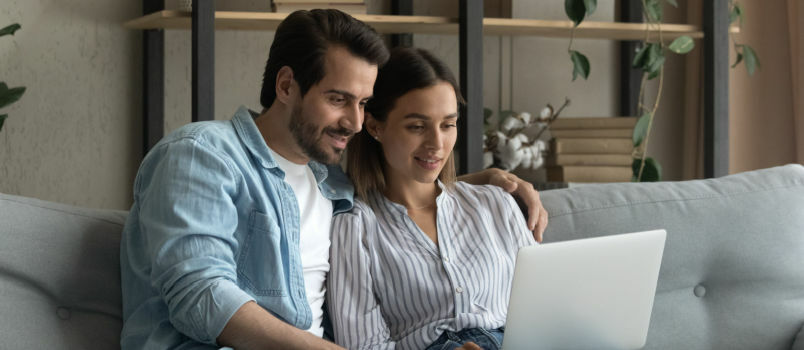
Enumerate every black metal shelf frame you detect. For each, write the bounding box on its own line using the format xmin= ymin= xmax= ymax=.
xmin=140 ymin=0 xmax=729 ymax=178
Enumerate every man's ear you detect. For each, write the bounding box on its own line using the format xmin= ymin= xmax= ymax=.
xmin=275 ymin=66 xmax=295 ymax=105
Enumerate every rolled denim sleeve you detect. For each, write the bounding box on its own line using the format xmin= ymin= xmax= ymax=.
xmin=136 ymin=137 xmax=254 ymax=344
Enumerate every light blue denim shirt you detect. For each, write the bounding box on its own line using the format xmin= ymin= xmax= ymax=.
xmin=120 ymin=106 xmax=354 ymax=349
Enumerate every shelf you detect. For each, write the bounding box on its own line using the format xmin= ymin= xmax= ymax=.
xmin=124 ymin=11 xmax=738 ymax=40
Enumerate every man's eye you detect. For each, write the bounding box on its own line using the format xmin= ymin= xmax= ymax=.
xmin=329 ymin=96 xmax=346 ymax=104
xmin=443 ymin=123 xmax=457 ymax=128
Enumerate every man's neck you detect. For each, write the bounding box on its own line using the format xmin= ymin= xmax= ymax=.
xmin=255 ymin=106 xmax=309 ymax=165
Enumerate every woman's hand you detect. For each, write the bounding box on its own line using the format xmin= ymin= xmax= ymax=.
xmin=456 ymin=341 xmax=483 ymax=350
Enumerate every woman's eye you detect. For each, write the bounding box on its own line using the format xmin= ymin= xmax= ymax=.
xmin=407 ymin=125 xmax=425 ymax=131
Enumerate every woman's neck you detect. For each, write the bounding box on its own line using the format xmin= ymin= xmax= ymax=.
xmin=383 ymin=175 xmax=440 ymax=212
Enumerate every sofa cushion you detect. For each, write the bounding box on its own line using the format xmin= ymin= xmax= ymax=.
xmin=540 ymin=164 xmax=804 ymax=350
xmin=0 ymin=193 xmax=127 ymax=349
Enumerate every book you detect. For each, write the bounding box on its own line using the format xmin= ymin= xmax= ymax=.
xmin=549 ymin=128 xmax=633 ymax=138
xmin=551 ymin=138 xmax=633 ymax=154
xmin=546 ymin=166 xmax=633 ymax=183
xmin=550 ymin=117 xmax=638 ymax=130
xmin=546 ymin=153 xmax=633 ymax=167
xmin=273 ymin=3 xmax=367 ymax=14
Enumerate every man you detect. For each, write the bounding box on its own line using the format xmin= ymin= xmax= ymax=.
xmin=120 ymin=9 xmax=547 ymax=350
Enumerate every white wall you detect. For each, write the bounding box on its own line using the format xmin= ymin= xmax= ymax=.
xmin=1 ymin=0 xmax=141 ymax=209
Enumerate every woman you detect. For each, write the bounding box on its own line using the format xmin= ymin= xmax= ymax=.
xmin=327 ymin=47 xmax=537 ymax=350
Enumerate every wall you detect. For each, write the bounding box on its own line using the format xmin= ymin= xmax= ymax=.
xmin=0 ymin=0 xmax=141 ymax=209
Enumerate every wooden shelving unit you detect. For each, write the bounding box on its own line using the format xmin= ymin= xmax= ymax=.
xmin=132 ymin=0 xmax=733 ymax=177
xmin=124 ymin=10 xmax=733 ymax=40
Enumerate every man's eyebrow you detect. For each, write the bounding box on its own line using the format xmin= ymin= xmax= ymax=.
xmin=324 ymin=89 xmax=357 ymax=100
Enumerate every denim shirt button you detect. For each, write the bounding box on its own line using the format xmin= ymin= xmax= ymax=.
xmin=329 ymin=188 xmax=336 ymax=194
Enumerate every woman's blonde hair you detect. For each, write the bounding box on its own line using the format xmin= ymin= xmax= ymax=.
xmin=347 ymin=47 xmax=465 ymax=200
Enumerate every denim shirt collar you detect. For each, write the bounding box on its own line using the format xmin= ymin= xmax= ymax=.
xmin=232 ymin=106 xmax=354 ymax=213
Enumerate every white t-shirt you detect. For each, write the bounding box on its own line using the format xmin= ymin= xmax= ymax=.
xmin=268 ymin=148 xmax=333 ymax=337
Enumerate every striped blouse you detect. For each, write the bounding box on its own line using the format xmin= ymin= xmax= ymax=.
xmin=327 ymin=181 xmax=536 ymax=349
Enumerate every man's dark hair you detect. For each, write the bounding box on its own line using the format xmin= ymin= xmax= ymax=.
xmin=260 ymin=9 xmax=389 ymax=109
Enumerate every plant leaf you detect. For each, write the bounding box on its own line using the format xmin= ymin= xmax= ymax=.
xmin=731 ymin=51 xmax=743 ymax=68
xmin=668 ymin=35 xmax=694 ymax=54
xmin=645 ymin=44 xmax=665 ymax=79
xmin=730 ymin=3 xmax=744 ymax=27
xmin=583 ymin=0 xmax=597 ymax=15
xmin=565 ymin=0 xmax=587 ymax=26
xmin=0 ymin=114 xmax=6 ymax=132
xmin=665 ymin=0 xmax=678 ymax=8
xmin=743 ymin=44 xmax=760 ymax=76
xmin=632 ymin=157 xmax=662 ymax=182
xmin=0 ymin=86 xmax=26 ymax=109
xmin=645 ymin=0 xmax=663 ymax=22
xmin=632 ymin=44 xmax=650 ymax=69
xmin=569 ymin=50 xmax=590 ymax=81
xmin=0 ymin=23 xmax=21 ymax=37
xmin=633 ymin=113 xmax=651 ymax=147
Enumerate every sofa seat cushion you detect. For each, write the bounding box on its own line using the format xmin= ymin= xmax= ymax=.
xmin=540 ymin=164 xmax=804 ymax=350
xmin=0 ymin=193 xmax=127 ymax=349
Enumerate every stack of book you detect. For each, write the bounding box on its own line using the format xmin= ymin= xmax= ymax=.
xmin=546 ymin=117 xmax=638 ymax=183
xmin=272 ymin=0 xmax=367 ymax=15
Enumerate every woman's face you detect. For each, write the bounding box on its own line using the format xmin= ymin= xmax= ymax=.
xmin=369 ymin=81 xmax=458 ymax=187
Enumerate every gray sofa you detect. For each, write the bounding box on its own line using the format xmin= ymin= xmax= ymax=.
xmin=2 ymin=164 xmax=804 ymax=349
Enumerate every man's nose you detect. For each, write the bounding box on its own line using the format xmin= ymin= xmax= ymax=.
xmin=340 ymin=102 xmax=363 ymax=133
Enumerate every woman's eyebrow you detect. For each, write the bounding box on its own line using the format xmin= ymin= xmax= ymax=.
xmin=403 ymin=113 xmax=459 ymax=120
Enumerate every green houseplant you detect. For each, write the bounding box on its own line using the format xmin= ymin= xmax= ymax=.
xmin=565 ymin=0 xmax=758 ymax=181
xmin=1 ymin=23 xmax=26 ymax=132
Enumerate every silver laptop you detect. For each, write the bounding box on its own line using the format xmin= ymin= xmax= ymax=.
xmin=502 ymin=229 xmax=666 ymax=350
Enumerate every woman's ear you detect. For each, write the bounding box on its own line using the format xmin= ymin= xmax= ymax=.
xmin=275 ymin=66 xmax=295 ymax=105
xmin=365 ymin=112 xmax=382 ymax=141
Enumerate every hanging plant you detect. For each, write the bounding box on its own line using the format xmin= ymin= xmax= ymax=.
xmin=0 ymin=23 xmax=26 ymax=132
xmin=729 ymin=1 xmax=760 ymax=76
xmin=564 ymin=0 xmax=757 ymax=182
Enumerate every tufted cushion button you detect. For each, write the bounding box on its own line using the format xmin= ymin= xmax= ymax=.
xmin=694 ymin=285 xmax=706 ymax=297
xmin=56 ymin=307 xmax=71 ymax=320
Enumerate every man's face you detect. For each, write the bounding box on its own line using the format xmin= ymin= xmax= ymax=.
xmin=289 ymin=46 xmax=377 ymax=165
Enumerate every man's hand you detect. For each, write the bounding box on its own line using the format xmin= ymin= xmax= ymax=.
xmin=458 ymin=168 xmax=548 ymax=242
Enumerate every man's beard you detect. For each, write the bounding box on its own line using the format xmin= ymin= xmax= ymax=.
xmin=289 ymin=105 xmax=353 ymax=164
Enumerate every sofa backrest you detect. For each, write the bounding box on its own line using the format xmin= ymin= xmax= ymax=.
xmin=0 ymin=193 xmax=127 ymax=349
xmin=540 ymin=164 xmax=804 ymax=349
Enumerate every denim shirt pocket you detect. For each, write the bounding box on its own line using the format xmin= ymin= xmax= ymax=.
xmin=237 ymin=210 xmax=287 ymax=297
